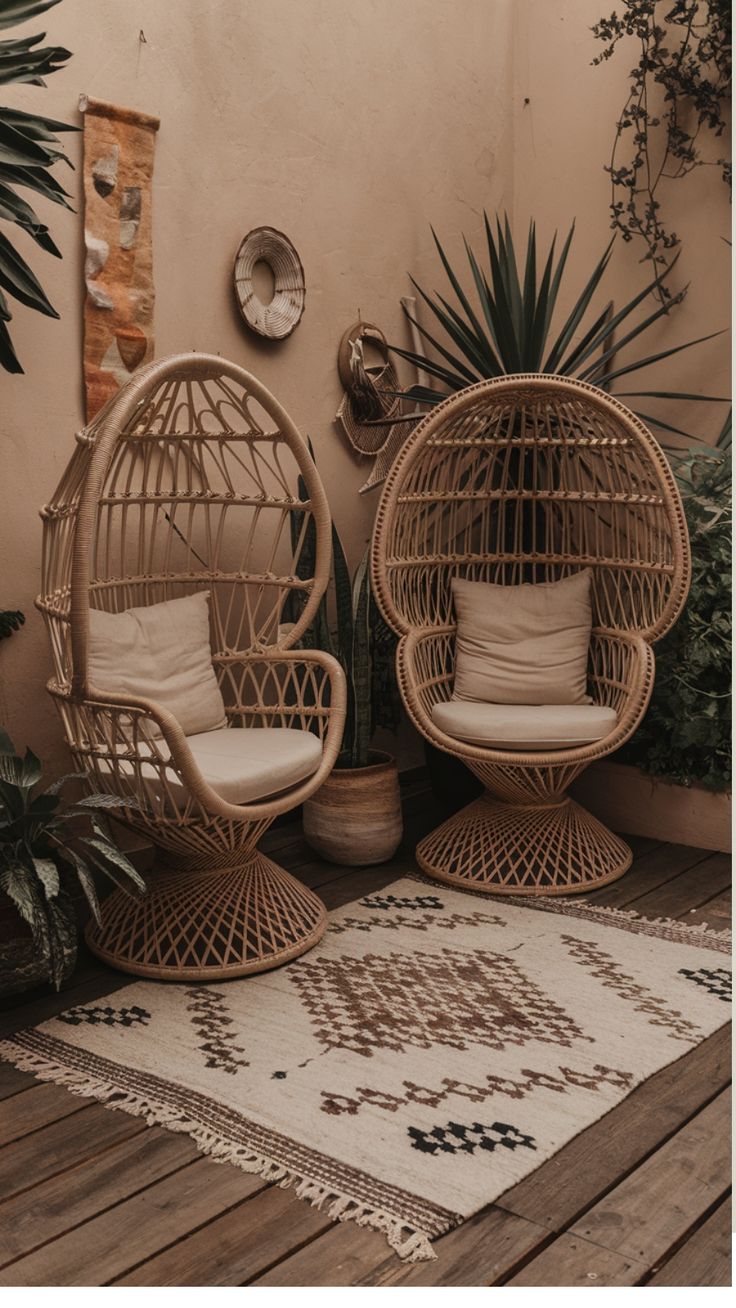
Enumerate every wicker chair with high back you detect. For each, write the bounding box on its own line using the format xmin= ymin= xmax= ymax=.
xmin=38 ymin=353 xmax=346 ymax=979
xmin=372 ymin=374 xmax=689 ymax=897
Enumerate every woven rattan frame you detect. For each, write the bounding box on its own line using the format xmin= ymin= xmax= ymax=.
xmin=38 ymin=353 xmax=346 ymax=978
xmin=371 ymin=374 xmax=690 ymax=896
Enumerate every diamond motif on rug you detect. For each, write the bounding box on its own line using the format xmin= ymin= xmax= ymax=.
xmin=408 ymin=1119 xmax=537 ymax=1157
xmin=290 ymin=945 xmax=590 ymax=1058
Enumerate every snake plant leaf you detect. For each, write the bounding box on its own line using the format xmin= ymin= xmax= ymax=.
xmin=0 ymin=1 xmax=62 ymax=30
xmin=350 ymin=548 xmax=372 ymax=768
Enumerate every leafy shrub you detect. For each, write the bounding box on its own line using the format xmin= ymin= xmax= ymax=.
xmin=618 ymin=450 xmax=731 ymax=790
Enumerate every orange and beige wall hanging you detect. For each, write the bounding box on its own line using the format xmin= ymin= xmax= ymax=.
xmin=80 ymin=95 xmax=159 ymax=421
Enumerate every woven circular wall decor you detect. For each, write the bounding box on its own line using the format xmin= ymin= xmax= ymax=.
xmin=233 ymin=227 xmax=306 ymax=339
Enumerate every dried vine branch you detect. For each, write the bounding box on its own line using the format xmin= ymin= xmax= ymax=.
xmin=593 ymin=0 xmax=731 ymax=301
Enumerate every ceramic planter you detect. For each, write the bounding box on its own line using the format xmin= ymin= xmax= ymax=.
xmin=303 ymin=750 xmax=402 ymax=865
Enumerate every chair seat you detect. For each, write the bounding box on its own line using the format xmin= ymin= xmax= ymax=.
xmin=432 ymin=700 xmax=618 ymax=751
xmin=185 ymin=727 xmax=323 ymax=803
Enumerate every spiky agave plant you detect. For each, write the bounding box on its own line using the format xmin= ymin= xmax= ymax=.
xmin=392 ymin=214 xmax=727 ymax=447
xmin=0 ymin=0 xmax=77 ymax=374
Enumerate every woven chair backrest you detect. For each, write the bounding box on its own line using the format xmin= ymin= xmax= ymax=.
xmin=372 ymin=375 xmax=690 ymax=642
xmin=38 ymin=354 xmax=332 ymax=696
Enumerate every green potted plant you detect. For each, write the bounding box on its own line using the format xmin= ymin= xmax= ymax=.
xmin=0 ymin=729 xmax=145 ymax=995
xmin=285 ymin=476 xmax=403 ymax=864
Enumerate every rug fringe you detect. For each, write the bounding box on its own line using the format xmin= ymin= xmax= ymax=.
xmin=552 ymin=900 xmax=732 ymax=944
xmin=0 ymin=1038 xmax=437 ymax=1263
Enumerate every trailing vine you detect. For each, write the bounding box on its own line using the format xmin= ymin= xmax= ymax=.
xmin=593 ymin=1 xmax=731 ymax=301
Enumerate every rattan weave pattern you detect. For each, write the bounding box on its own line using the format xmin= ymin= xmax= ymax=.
xmin=38 ymin=353 xmax=346 ymax=977
xmin=371 ymin=375 xmax=690 ymax=896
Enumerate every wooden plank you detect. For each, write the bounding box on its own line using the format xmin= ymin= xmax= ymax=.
xmin=0 ymin=1063 xmax=36 ymax=1101
xmin=0 ymin=1103 xmax=146 ymax=1201
xmin=571 ymin=761 xmax=731 ymax=852
xmin=0 ymin=969 xmax=128 ymax=1041
xmin=647 ymin=1195 xmax=731 ymax=1287
xmin=0 ymin=1128 xmax=198 ymax=1267
xmin=252 ymin=1221 xmax=395 ymax=1287
xmin=353 ymin=1207 xmax=549 ymax=1287
xmin=0 ymin=1082 xmax=89 ymax=1147
xmin=682 ymin=891 xmax=731 ymax=933
xmin=116 ymin=1183 xmax=333 ymax=1286
xmin=586 ymin=843 xmax=711 ymax=909
xmin=507 ymin=1231 xmax=646 ymax=1287
xmin=499 ymin=1025 xmax=730 ymax=1228
xmin=569 ymin=1089 xmax=731 ymax=1266
xmin=0 ymin=1155 xmax=266 ymax=1287
xmin=628 ymin=853 xmax=732 ymax=919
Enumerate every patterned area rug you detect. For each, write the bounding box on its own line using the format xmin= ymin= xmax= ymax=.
xmin=0 ymin=877 xmax=730 ymax=1262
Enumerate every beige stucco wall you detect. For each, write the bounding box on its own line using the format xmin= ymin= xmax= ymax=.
xmin=513 ymin=0 xmax=731 ymax=440
xmin=0 ymin=0 xmax=730 ymax=774
xmin=1 ymin=0 xmax=515 ymax=771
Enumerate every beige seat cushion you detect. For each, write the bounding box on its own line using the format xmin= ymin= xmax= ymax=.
xmin=88 ymin=592 xmax=227 ymax=737
xmin=184 ymin=727 xmax=322 ymax=804
xmin=432 ymin=700 xmax=617 ymax=751
xmin=108 ymin=727 xmax=323 ymax=807
xmin=452 ymin=572 xmax=593 ymax=705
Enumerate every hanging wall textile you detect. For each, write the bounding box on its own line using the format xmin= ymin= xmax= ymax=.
xmin=234 ymin=227 xmax=305 ymax=339
xmin=81 ymin=96 xmax=160 ymax=420
xmin=0 ymin=877 xmax=729 ymax=1263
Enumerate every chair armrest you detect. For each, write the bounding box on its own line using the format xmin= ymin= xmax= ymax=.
xmin=587 ymin=629 xmax=655 ymax=751
xmin=55 ymin=647 xmax=347 ymax=824
xmin=397 ymin=626 xmax=457 ymax=736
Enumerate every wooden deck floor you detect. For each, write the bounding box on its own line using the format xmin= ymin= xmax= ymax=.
xmin=0 ymin=779 xmax=731 ymax=1287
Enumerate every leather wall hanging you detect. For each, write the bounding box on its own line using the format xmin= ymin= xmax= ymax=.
xmin=233 ymin=227 xmax=305 ymax=339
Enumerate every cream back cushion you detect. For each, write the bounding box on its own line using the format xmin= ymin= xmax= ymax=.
xmin=452 ymin=571 xmax=593 ymax=705
xmin=88 ymin=592 xmax=228 ymax=736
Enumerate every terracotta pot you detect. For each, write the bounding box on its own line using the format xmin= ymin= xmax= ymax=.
xmin=303 ymin=751 xmax=402 ymax=866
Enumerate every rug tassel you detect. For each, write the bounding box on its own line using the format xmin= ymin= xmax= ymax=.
xmin=0 ymin=1037 xmax=439 ymax=1263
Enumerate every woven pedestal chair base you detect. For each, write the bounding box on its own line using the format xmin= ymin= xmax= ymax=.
xmin=85 ymin=852 xmax=327 ymax=981
xmin=416 ymin=793 xmax=632 ymax=897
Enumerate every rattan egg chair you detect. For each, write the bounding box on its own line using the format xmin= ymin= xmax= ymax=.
xmin=37 ymin=353 xmax=346 ymax=979
xmin=371 ymin=374 xmax=690 ymax=896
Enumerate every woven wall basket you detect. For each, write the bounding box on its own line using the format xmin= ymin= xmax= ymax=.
xmin=335 ymin=320 xmax=402 ymax=456
xmin=233 ymin=227 xmax=306 ymax=339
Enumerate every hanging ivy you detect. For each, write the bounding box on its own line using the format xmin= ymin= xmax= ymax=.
xmin=592 ymin=1 xmax=731 ymax=301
